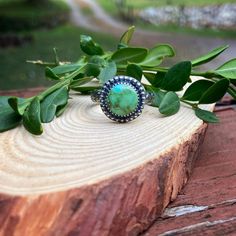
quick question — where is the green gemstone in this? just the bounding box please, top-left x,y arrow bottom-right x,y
107,84 -> 139,116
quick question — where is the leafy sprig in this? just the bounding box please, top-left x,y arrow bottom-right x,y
1,26 -> 236,135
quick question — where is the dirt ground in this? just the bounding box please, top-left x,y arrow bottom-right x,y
67,0 -> 236,70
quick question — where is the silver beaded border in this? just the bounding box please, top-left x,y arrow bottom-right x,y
99,76 -> 146,123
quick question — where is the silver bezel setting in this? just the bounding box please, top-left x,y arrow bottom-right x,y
99,76 -> 146,123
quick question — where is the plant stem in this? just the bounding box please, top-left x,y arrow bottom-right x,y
38,65 -> 86,100
180,99 -> 197,108
229,84 -> 236,93
117,65 -> 216,78
228,86 -> 236,100
38,80 -> 70,100
26,60 -> 59,67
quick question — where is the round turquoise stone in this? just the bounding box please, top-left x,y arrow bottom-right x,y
107,84 -> 139,116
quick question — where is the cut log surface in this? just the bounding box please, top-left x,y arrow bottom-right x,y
0,82 -> 212,236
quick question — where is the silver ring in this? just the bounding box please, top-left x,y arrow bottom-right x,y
91,76 -> 153,123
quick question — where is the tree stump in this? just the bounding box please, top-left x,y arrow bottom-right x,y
0,83 -> 212,236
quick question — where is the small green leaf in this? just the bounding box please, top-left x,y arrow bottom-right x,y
126,64 -> 142,81
8,97 -> 31,115
140,44 -> 175,67
0,110 -> 22,132
215,59 -> 236,79
0,96 -> 22,132
98,60 -> 117,84
111,47 -> 148,64
182,80 -> 214,101
85,64 -> 100,77
145,85 -> 166,107
192,45 -> 228,67
85,56 -> 105,77
23,97 -> 43,135
40,86 -> 69,123
199,79 -> 229,104
73,73 -> 85,80
119,26 -> 135,46
56,103 -> 68,117
0,96 -> 10,107
45,67 -> 60,80
80,35 -> 104,56
161,61 -> 192,91
144,71 -> 166,87
159,92 -> 180,116
195,108 -> 219,123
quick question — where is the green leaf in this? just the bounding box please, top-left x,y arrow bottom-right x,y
0,110 -> 22,132
195,108 -> 219,123
40,86 -> 69,123
199,79 -> 229,104
111,47 -> 148,64
144,71 -> 166,87
126,64 -> 142,81
215,58 -> 236,79
140,44 -> 175,67
192,45 -> 228,67
85,56 -> 105,77
0,96 -> 22,132
119,26 -> 135,46
159,92 -> 180,116
85,64 -> 100,77
182,80 -> 214,101
72,73 -> 85,80
23,97 -> 43,135
56,103 -> 68,117
80,35 -> 104,56
8,97 -> 31,115
161,61 -> 192,91
52,64 -> 85,75
45,67 -> 60,80
145,85 -> 166,107
98,60 -> 117,84
0,96 -> 10,107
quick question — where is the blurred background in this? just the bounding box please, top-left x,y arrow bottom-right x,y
0,0 -> 236,91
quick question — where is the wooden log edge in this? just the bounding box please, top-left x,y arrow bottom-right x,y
0,123 -> 207,236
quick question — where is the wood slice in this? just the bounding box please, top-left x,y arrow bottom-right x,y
0,79 -> 212,236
